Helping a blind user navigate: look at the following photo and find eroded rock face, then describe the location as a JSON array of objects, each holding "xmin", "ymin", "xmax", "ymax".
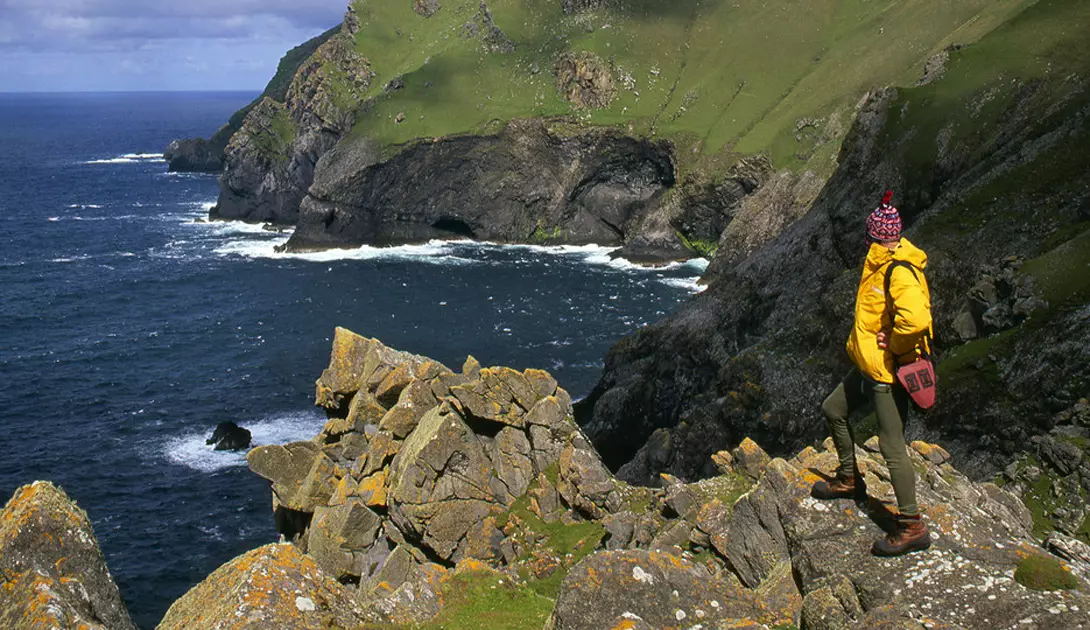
[
  {"xmin": 0, "ymin": 482, "xmax": 136, "ymax": 630},
  {"xmin": 157, "ymin": 543, "xmax": 366, "ymax": 630},
  {"xmin": 212, "ymin": 28, "xmax": 372, "ymax": 225},
  {"xmin": 285, "ymin": 119, "xmax": 675, "ymax": 252}
]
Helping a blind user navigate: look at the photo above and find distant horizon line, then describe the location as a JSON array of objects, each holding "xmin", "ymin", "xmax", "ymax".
[{"xmin": 0, "ymin": 89, "xmax": 263, "ymax": 95}]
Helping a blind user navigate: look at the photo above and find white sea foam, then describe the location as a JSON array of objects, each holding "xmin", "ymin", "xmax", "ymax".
[
  {"xmin": 660, "ymin": 277, "xmax": 708, "ymax": 293},
  {"xmin": 47, "ymin": 217, "xmax": 60, "ymax": 222},
  {"xmin": 84, "ymin": 153, "xmax": 164, "ymax": 165},
  {"xmin": 214, "ymin": 238, "xmax": 476, "ymax": 265},
  {"xmin": 66, "ymin": 204, "xmax": 104, "ymax": 209},
  {"xmin": 162, "ymin": 410, "xmax": 325, "ymax": 473}
]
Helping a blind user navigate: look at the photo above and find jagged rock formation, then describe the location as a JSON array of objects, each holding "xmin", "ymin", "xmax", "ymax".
[
  {"xmin": 211, "ymin": 19, "xmax": 372, "ymax": 225},
  {"xmin": 163, "ymin": 26, "xmax": 340, "ymax": 174},
  {"xmin": 234, "ymin": 332, "xmax": 1088, "ymax": 628},
  {"xmin": 284, "ymin": 119, "xmax": 676, "ymax": 252},
  {"xmin": 0, "ymin": 481, "xmax": 136, "ymax": 630}
]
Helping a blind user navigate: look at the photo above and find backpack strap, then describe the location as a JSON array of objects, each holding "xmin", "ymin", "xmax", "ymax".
[{"xmin": 884, "ymin": 261, "xmax": 932, "ymax": 359}]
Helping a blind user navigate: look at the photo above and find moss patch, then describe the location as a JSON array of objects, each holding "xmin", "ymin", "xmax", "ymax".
[{"xmin": 1014, "ymin": 554, "xmax": 1078, "ymax": 591}]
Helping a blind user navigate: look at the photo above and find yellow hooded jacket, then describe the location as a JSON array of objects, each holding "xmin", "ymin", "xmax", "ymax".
[{"xmin": 846, "ymin": 238, "xmax": 932, "ymax": 384}]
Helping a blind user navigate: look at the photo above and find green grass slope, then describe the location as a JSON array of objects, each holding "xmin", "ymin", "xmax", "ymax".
[{"xmin": 342, "ymin": 0, "xmax": 1029, "ymax": 173}]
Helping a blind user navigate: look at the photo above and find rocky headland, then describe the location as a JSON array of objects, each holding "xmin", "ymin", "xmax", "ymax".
[{"xmin": 3, "ymin": 330, "xmax": 1089, "ymax": 628}]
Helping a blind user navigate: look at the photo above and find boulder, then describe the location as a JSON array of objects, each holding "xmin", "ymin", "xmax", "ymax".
[
  {"xmin": 555, "ymin": 51, "xmax": 616, "ymax": 109},
  {"xmin": 306, "ymin": 499, "xmax": 385, "ymax": 581},
  {"xmin": 157, "ymin": 543, "xmax": 366, "ymax": 629},
  {"xmin": 206, "ymin": 421, "xmax": 252, "ymax": 451},
  {"xmin": 0, "ymin": 482, "xmax": 136, "ymax": 630}
]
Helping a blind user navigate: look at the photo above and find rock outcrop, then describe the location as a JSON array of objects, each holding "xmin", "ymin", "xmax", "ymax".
[
  {"xmin": 206, "ymin": 421, "xmax": 253, "ymax": 451},
  {"xmin": 163, "ymin": 136, "xmax": 225, "ymax": 173},
  {"xmin": 0, "ymin": 481, "xmax": 136, "ymax": 630},
  {"xmin": 211, "ymin": 20, "xmax": 372, "ymax": 225},
  {"xmin": 284, "ymin": 119, "xmax": 676, "ymax": 252}
]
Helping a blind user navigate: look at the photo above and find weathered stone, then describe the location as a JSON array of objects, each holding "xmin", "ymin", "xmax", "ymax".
[
  {"xmin": 0, "ymin": 482, "xmax": 136, "ymax": 630},
  {"xmin": 376, "ymin": 363, "xmax": 415, "ymax": 406},
  {"xmin": 552, "ymin": 549, "xmax": 769, "ymax": 629},
  {"xmin": 524, "ymin": 368, "xmax": 558, "ymax": 398},
  {"xmin": 451, "ymin": 379, "xmax": 524, "ymax": 427},
  {"xmin": 315, "ymin": 327, "xmax": 377, "ymax": 406},
  {"xmin": 528, "ymin": 473, "xmax": 564, "ymax": 522},
  {"xmin": 356, "ymin": 431, "xmax": 399, "ymax": 478},
  {"xmin": 462, "ymin": 355, "xmax": 482, "ymax": 379},
  {"xmin": 380, "ymin": 379, "xmax": 439, "ymax": 439},
  {"xmin": 756, "ymin": 561, "xmax": 803, "ymax": 627},
  {"xmin": 307, "ymin": 499, "xmax": 383, "ymax": 580},
  {"xmin": 1036, "ymin": 435, "xmax": 1084, "ymax": 476},
  {"xmin": 158, "ymin": 544, "xmax": 366, "ymax": 629},
  {"xmin": 911, "ymin": 440, "xmax": 951, "ymax": 465},
  {"xmin": 357, "ymin": 470, "xmax": 389, "ymax": 508},
  {"xmin": 248, "ymin": 440, "xmax": 321, "ymax": 511},
  {"xmin": 732, "ymin": 437, "xmax": 772, "ymax": 478},
  {"xmin": 711, "ymin": 449, "xmax": 735, "ymax": 474},
  {"xmin": 457, "ymin": 516, "xmax": 505, "ymax": 562},
  {"xmin": 388, "ymin": 405, "xmax": 507, "ymax": 560},
  {"xmin": 602, "ymin": 511, "xmax": 637, "ymax": 550},
  {"xmin": 555, "ymin": 51, "xmax": 615, "ymax": 109},
  {"xmin": 350, "ymin": 388, "xmax": 389, "ymax": 423},
  {"xmin": 492, "ymin": 426, "xmax": 535, "ymax": 498},
  {"xmin": 330, "ymin": 474, "xmax": 359, "ymax": 506},
  {"xmin": 721, "ymin": 459, "xmax": 793, "ymax": 587},
  {"xmin": 557, "ymin": 438, "xmax": 621, "ymax": 519},
  {"xmin": 290, "ymin": 451, "xmax": 338, "ymax": 512},
  {"xmin": 358, "ymin": 560, "xmax": 448, "ymax": 626},
  {"xmin": 800, "ymin": 585, "xmax": 853, "ymax": 630},
  {"xmin": 413, "ymin": 0, "xmax": 441, "ymax": 18}
]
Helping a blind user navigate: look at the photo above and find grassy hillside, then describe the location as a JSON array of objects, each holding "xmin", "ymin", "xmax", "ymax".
[{"xmin": 341, "ymin": 0, "xmax": 1029, "ymax": 173}]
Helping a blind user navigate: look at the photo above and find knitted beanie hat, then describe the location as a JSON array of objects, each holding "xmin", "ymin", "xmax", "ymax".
[{"xmin": 866, "ymin": 190, "xmax": 902, "ymax": 242}]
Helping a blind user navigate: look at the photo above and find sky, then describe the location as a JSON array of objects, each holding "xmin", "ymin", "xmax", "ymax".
[{"xmin": 0, "ymin": 0, "xmax": 348, "ymax": 92}]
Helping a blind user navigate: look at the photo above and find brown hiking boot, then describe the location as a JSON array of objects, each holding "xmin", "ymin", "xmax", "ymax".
[
  {"xmin": 811, "ymin": 471, "xmax": 866, "ymax": 500},
  {"xmin": 872, "ymin": 514, "xmax": 931, "ymax": 556}
]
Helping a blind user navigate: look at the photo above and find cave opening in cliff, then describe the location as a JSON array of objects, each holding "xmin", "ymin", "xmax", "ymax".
[{"xmin": 431, "ymin": 217, "xmax": 476, "ymax": 239}]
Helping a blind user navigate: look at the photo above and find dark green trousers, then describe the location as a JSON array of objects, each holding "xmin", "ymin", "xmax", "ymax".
[{"xmin": 821, "ymin": 369, "xmax": 918, "ymax": 517}]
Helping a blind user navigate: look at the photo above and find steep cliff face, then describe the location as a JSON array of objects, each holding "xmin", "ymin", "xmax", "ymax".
[
  {"xmin": 578, "ymin": 0, "xmax": 1090, "ymax": 492},
  {"xmin": 285, "ymin": 119, "xmax": 675, "ymax": 251},
  {"xmin": 163, "ymin": 27, "xmax": 339, "ymax": 174},
  {"xmin": 205, "ymin": 0, "xmax": 1026, "ymax": 256},
  {"xmin": 211, "ymin": 24, "xmax": 372, "ymax": 224}
]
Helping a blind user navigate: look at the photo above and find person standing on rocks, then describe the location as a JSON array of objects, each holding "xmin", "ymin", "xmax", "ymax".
[{"xmin": 811, "ymin": 191, "xmax": 933, "ymax": 556}]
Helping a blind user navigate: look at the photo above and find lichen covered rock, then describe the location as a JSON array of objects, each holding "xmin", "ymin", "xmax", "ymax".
[
  {"xmin": 0, "ymin": 482, "xmax": 136, "ymax": 630},
  {"xmin": 157, "ymin": 543, "xmax": 365, "ymax": 630}
]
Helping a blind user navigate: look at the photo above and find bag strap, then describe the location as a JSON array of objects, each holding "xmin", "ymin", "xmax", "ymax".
[{"xmin": 884, "ymin": 260, "xmax": 932, "ymax": 359}]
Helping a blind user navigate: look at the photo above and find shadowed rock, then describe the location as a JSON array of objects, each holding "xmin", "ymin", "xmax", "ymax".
[{"xmin": 206, "ymin": 421, "xmax": 252, "ymax": 451}]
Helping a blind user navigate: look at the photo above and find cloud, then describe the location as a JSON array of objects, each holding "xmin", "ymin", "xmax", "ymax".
[
  {"xmin": 0, "ymin": 1, "xmax": 350, "ymax": 91},
  {"xmin": 0, "ymin": 0, "xmax": 347, "ymax": 52}
]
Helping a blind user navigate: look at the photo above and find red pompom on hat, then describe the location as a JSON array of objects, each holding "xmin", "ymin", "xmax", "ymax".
[{"xmin": 866, "ymin": 190, "xmax": 902, "ymax": 242}]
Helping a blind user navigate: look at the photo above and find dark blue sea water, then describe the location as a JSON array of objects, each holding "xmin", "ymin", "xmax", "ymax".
[{"xmin": 0, "ymin": 92, "xmax": 705, "ymax": 628}]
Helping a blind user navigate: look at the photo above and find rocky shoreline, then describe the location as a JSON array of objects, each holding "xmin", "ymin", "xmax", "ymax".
[{"xmin": 2, "ymin": 330, "xmax": 1088, "ymax": 628}]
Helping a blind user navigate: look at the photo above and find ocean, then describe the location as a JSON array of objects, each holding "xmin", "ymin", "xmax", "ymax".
[{"xmin": 0, "ymin": 92, "xmax": 705, "ymax": 628}]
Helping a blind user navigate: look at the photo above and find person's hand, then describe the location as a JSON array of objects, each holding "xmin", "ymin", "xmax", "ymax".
[{"xmin": 877, "ymin": 330, "xmax": 890, "ymax": 349}]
